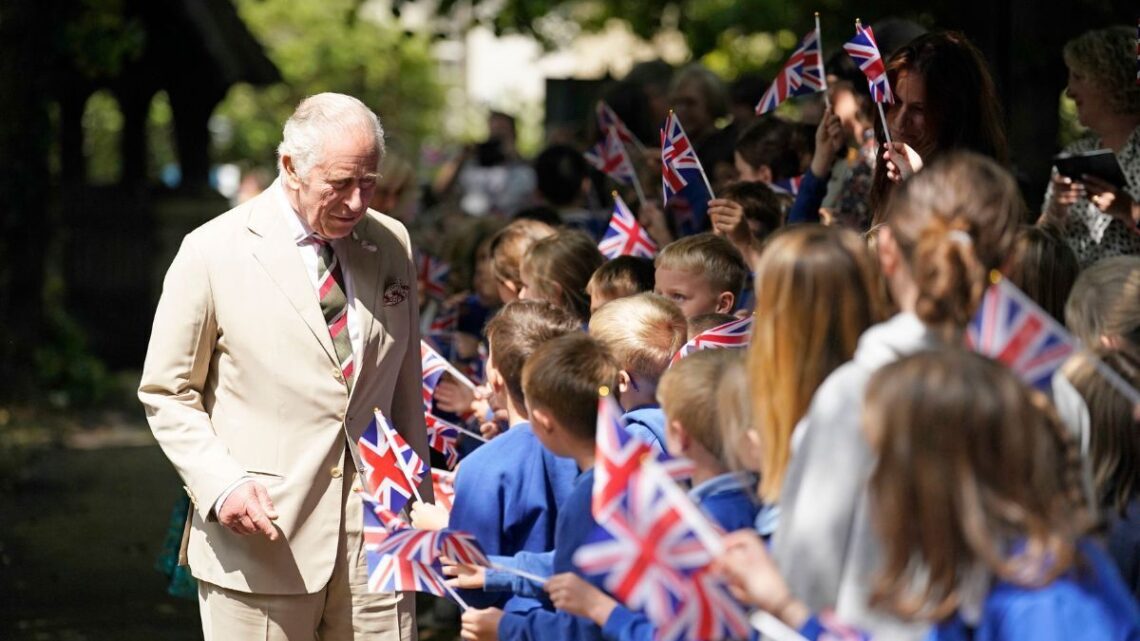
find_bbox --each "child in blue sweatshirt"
[460,333,621,641]
[718,349,1140,641]
[413,300,581,612]
[588,293,688,452]
[541,348,760,641]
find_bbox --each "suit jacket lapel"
[345,219,386,407]
[247,191,338,365]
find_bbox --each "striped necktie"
[314,238,354,390]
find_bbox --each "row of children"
[401,146,1140,641]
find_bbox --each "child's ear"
[715,291,736,314]
[617,371,632,401]
[529,407,555,435]
[877,225,900,278]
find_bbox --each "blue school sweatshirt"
[795,539,1140,641]
[621,406,666,453]
[497,468,605,641]
[449,421,579,611]
[600,473,761,641]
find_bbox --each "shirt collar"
[273,177,319,245]
[687,472,751,502]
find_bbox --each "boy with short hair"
[540,348,760,641]
[585,256,655,315]
[460,333,621,641]
[588,293,686,451]
[413,300,581,612]
[653,233,748,318]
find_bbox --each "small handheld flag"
[416,251,450,301]
[357,410,427,513]
[671,316,754,365]
[844,19,895,148]
[755,22,827,115]
[661,111,714,236]
[598,192,658,260]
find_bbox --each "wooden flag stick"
[489,563,549,585]
[750,611,811,641]
[816,12,831,112]
[428,412,488,443]
[442,580,471,611]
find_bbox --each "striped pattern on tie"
[315,238,354,389]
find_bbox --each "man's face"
[654,267,725,318]
[284,129,380,239]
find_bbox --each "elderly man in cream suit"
[139,93,431,640]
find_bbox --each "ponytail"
[912,218,987,339]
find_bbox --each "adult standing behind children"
[1039,26,1140,266]
[139,93,430,640]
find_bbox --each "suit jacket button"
[330,466,343,479]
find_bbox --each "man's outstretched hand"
[218,481,280,540]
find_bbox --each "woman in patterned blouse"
[1039,26,1140,267]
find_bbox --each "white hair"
[276,93,385,179]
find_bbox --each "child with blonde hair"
[653,233,748,319]
[588,293,687,451]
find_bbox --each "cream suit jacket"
[139,187,431,595]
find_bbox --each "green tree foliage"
[214,0,444,168]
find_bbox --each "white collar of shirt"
[273,177,321,246]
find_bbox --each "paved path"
[0,440,201,640]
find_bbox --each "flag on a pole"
[671,316,754,365]
[425,414,462,469]
[755,26,827,115]
[597,101,642,149]
[421,341,452,411]
[593,394,656,521]
[575,459,749,641]
[416,251,450,301]
[358,411,427,513]
[598,192,658,260]
[586,128,639,188]
[661,112,713,236]
[843,22,894,104]
[966,275,1077,391]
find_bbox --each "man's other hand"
[218,481,280,540]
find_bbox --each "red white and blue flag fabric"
[421,341,452,411]
[358,411,427,514]
[432,467,457,512]
[966,277,1077,391]
[424,413,462,469]
[369,554,448,595]
[770,174,804,197]
[756,27,827,115]
[575,459,749,641]
[593,394,655,521]
[597,101,642,148]
[586,128,639,187]
[661,112,712,237]
[416,250,450,301]
[671,316,754,365]
[843,22,893,104]
[365,525,490,597]
[598,193,658,260]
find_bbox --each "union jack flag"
[843,22,893,104]
[576,459,748,640]
[598,193,658,260]
[593,394,655,521]
[585,128,638,187]
[597,101,642,148]
[369,554,448,595]
[671,316,754,365]
[362,495,409,551]
[661,112,712,236]
[431,467,456,511]
[755,26,827,115]
[770,174,804,197]
[358,411,427,514]
[421,341,451,411]
[417,250,450,301]
[438,529,491,567]
[966,277,1077,391]
[425,413,462,469]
